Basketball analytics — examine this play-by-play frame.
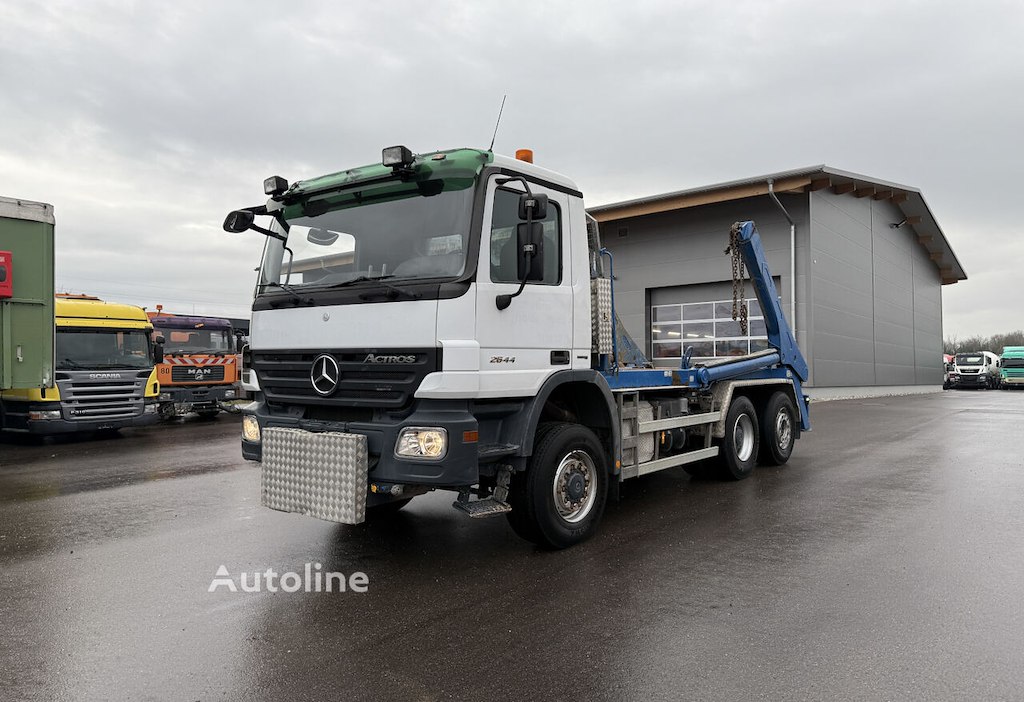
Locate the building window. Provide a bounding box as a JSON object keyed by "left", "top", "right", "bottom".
{"left": 651, "top": 298, "right": 768, "bottom": 361}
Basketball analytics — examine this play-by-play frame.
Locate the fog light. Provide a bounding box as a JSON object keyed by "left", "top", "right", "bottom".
{"left": 224, "top": 389, "right": 236, "bottom": 399}
{"left": 143, "top": 404, "right": 158, "bottom": 414}
{"left": 159, "top": 392, "right": 172, "bottom": 401}
{"left": 242, "top": 415, "right": 261, "bottom": 442}
{"left": 28, "top": 410, "right": 61, "bottom": 420}
{"left": 395, "top": 427, "right": 447, "bottom": 460}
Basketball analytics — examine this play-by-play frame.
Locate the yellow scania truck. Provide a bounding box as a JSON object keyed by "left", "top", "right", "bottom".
{"left": 0, "top": 294, "right": 161, "bottom": 434}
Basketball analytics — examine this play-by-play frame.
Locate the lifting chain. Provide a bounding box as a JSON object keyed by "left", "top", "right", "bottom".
{"left": 725, "top": 224, "right": 749, "bottom": 335}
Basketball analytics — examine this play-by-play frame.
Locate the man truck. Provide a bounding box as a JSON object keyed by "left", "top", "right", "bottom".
{"left": 224, "top": 146, "right": 811, "bottom": 548}
{"left": 148, "top": 308, "right": 240, "bottom": 418}
{"left": 0, "top": 294, "right": 161, "bottom": 434}
{"left": 949, "top": 351, "right": 1000, "bottom": 389}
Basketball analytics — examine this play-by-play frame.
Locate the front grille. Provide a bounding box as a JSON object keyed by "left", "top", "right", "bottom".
{"left": 253, "top": 348, "right": 439, "bottom": 409}
{"left": 170, "top": 365, "right": 226, "bottom": 383}
{"left": 55, "top": 370, "right": 149, "bottom": 421}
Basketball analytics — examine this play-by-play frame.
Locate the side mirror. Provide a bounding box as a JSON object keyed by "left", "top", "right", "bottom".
{"left": 519, "top": 192, "right": 548, "bottom": 220}
{"left": 223, "top": 210, "right": 255, "bottom": 233}
{"left": 516, "top": 222, "right": 545, "bottom": 282}
{"left": 153, "top": 336, "right": 165, "bottom": 364}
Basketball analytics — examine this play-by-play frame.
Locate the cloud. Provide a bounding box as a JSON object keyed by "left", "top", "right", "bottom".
{"left": 1, "top": 0, "right": 1022, "bottom": 335}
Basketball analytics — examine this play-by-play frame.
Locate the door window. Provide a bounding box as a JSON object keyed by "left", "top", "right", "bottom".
{"left": 489, "top": 187, "right": 561, "bottom": 285}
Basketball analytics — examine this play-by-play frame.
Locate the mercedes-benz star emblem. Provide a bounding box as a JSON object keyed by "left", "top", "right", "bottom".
{"left": 310, "top": 354, "right": 340, "bottom": 396}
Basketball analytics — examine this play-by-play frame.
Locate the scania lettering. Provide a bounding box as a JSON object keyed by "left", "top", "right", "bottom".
{"left": 0, "top": 294, "right": 161, "bottom": 434}
{"left": 225, "top": 146, "right": 812, "bottom": 549}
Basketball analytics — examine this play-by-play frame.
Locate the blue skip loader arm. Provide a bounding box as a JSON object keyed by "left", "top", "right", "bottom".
{"left": 733, "top": 220, "right": 808, "bottom": 382}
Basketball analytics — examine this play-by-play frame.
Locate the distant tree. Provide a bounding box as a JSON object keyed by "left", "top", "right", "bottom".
{"left": 944, "top": 330, "right": 1024, "bottom": 355}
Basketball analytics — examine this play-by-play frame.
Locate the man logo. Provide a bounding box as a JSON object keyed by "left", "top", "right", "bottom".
{"left": 310, "top": 354, "right": 340, "bottom": 396}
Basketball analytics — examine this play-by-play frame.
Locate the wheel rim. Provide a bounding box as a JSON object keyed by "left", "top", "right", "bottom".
{"left": 733, "top": 413, "right": 754, "bottom": 462}
{"left": 775, "top": 407, "right": 792, "bottom": 451}
{"left": 552, "top": 449, "right": 598, "bottom": 524}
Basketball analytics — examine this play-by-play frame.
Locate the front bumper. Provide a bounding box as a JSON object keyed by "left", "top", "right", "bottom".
{"left": 160, "top": 384, "right": 237, "bottom": 407}
{"left": 951, "top": 374, "right": 989, "bottom": 387}
{"left": 1001, "top": 376, "right": 1024, "bottom": 385}
{"left": 21, "top": 401, "right": 160, "bottom": 434}
{"left": 241, "top": 399, "right": 479, "bottom": 487}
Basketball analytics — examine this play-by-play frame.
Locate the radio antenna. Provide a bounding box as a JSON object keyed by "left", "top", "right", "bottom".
{"left": 488, "top": 94, "right": 507, "bottom": 152}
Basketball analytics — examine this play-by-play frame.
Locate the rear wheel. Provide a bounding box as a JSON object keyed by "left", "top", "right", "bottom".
{"left": 506, "top": 422, "right": 608, "bottom": 549}
{"left": 716, "top": 396, "right": 759, "bottom": 480}
{"left": 758, "top": 391, "right": 796, "bottom": 466}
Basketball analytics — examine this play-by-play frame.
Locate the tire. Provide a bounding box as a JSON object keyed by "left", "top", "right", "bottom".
{"left": 506, "top": 422, "right": 609, "bottom": 549}
{"left": 716, "top": 396, "right": 759, "bottom": 480}
{"left": 758, "top": 391, "right": 796, "bottom": 466}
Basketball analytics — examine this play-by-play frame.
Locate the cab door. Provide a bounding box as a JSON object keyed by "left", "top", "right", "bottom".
{"left": 474, "top": 175, "right": 574, "bottom": 398}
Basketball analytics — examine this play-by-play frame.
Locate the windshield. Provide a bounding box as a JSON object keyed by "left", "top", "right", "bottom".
{"left": 155, "top": 327, "right": 232, "bottom": 354}
{"left": 260, "top": 179, "right": 475, "bottom": 289}
{"left": 56, "top": 329, "right": 153, "bottom": 370}
{"left": 1002, "top": 357, "right": 1024, "bottom": 368}
{"left": 956, "top": 354, "right": 984, "bottom": 366}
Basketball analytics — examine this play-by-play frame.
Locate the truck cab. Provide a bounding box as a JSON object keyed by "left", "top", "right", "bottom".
{"left": 148, "top": 310, "right": 240, "bottom": 417}
{"left": 226, "top": 147, "right": 810, "bottom": 548}
{"left": 0, "top": 295, "right": 161, "bottom": 433}
{"left": 950, "top": 350, "right": 1000, "bottom": 389}
{"left": 999, "top": 346, "right": 1024, "bottom": 388}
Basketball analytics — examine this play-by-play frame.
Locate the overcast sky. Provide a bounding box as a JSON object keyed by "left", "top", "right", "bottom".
{"left": 1, "top": 0, "right": 1021, "bottom": 338}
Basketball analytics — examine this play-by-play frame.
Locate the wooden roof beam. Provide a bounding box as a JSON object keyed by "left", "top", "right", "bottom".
{"left": 873, "top": 190, "right": 894, "bottom": 201}
{"left": 832, "top": 182, "right": 855, "bottom": 195}
{"left": 891, "top": 192, "right": 908, "bottom": 204}
{"left": 854, "top": 186, "right": 875, "bottom": 198}
{"left": 809, "top": 177, "right": 832, "bottom": 192}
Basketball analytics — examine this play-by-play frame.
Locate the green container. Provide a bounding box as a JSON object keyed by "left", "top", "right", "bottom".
{"left": 0, "top": 197, "right": 55, "bottom": 389}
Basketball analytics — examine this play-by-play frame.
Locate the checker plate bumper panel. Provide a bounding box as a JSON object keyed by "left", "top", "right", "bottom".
{"left": 261, "top": 427, "right": 368, "bottom": 524}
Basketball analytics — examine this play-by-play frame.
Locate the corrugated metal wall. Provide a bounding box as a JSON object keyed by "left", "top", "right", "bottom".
{"left": 808, "top": 190, "right": 942, "bottom": 386}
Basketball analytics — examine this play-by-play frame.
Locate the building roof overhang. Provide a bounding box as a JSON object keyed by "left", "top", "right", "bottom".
{"left": 588, "top": 165, "right": 966, "bottom": 284}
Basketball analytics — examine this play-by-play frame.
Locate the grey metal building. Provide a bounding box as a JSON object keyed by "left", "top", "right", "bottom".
{"left": 588, "top": 166, "right": 966, "bottom": 390}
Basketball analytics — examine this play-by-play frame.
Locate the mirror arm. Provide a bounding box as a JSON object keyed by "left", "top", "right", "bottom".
{"left": 496, "top": 208, "right": 535, "bottom": 311}
{"left": 250, "top": 223, "right": 288, "bottom": 243}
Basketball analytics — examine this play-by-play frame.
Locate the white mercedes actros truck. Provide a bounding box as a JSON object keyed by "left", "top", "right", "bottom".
{"left": 225, "top": 146, "right": 811, "bottom": 548}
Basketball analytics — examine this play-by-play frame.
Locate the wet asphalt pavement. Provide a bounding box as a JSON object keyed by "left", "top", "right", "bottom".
{"left": 1, "top": 391, "right": 1023, "bottom": 701}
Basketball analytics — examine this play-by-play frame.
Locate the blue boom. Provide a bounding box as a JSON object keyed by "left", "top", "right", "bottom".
{"left": 600, "top": 221, "right": 811, "bottom": 431}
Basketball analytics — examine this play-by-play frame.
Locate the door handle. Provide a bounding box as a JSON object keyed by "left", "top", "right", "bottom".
{"left": 550, "top": 350, "right": 570, "bottom": 365}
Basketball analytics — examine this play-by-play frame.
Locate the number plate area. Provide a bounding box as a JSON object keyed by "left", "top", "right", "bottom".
{"left": 261, "top": 427, "right": 368, "bottom": 524}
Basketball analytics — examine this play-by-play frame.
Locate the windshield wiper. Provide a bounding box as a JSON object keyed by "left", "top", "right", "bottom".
{"left": 58, "top": 358, "right": 84, "bottom": 369}
{"left": 263, "top": 281, "right": 314, "bottom": 307}
{"left": 328, "top": 275, "right": 422, "bottom": 301}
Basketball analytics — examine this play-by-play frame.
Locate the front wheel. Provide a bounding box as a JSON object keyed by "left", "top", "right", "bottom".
{"left": 716, "top": 396, "right": 759, "bottom": 480}
{"left": 506, "top": 422, "right": 609, "bottom": 549}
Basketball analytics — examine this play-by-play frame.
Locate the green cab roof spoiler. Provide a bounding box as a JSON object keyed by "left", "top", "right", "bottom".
{"left": 281, "top": 148, "right": 493, "bottom": 202}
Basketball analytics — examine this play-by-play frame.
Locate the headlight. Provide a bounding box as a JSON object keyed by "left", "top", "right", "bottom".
{"left": 159, "top": 392, "right": 172, "bottom": 401}
{"left": 143, "top": 404, "right": 159, "bottom": 414}
{"left": 28, "top": 410, "right": 61, "bottom": 420}
{"left": 242, "top": 415, "right": 261, "bottom": 442}
{"left": 224, "top": 389, "right": 236, "bottom": 399}
{"left": 395, "top": 427, "right": 447, "bottom": 459}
